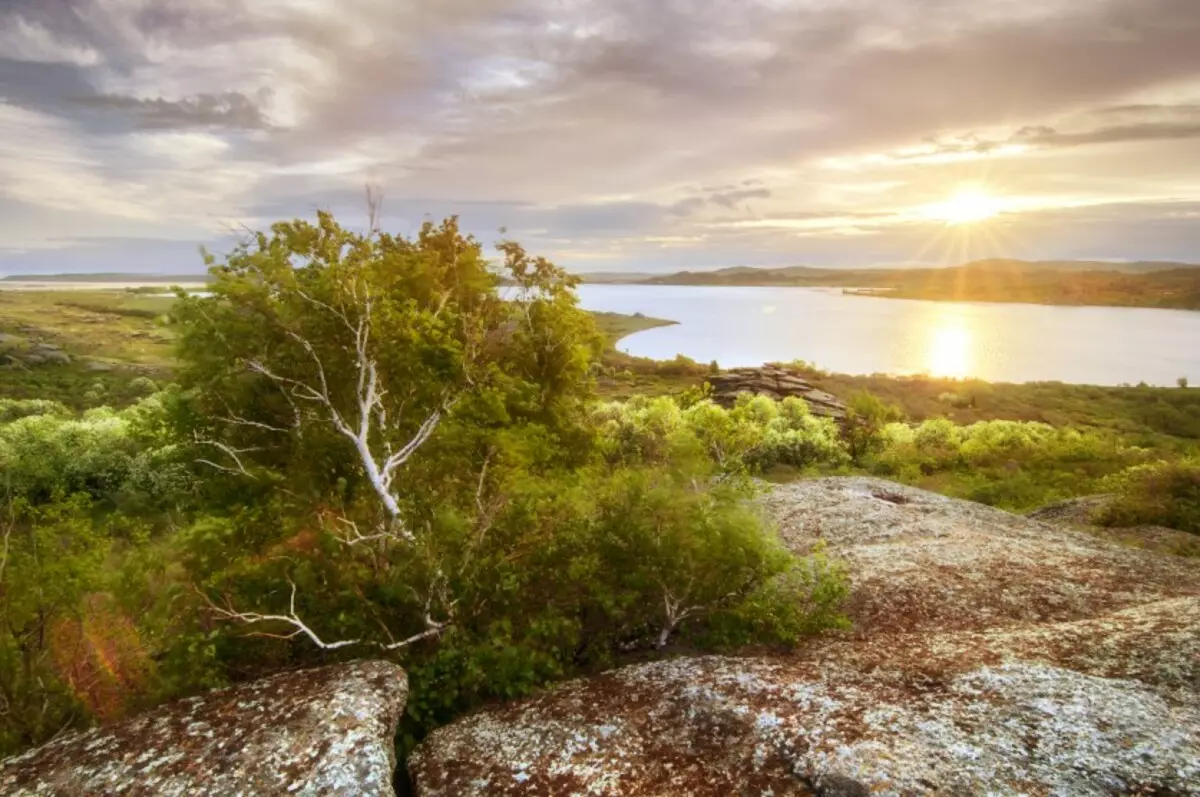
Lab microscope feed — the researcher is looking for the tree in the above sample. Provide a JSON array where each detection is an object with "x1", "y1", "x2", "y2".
[
  {"x1": 172, "y1": 211, "x2": 601, "y2": 652},
  {"x1": 843, "y1": 391, "x2": 904, "y2": 464}
]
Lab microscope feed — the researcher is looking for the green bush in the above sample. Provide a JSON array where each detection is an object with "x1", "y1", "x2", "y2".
[
  {"x1": 155, "y1": 211, "x2": 849, "y2": 755},
  {"x1": 593, "y1": 394, "x2": 848, "y2": 474},
  {"x1": 1098, "y1": 460, "x2": 1200, "y2": 534},
  {"x1": 869, "y1": 418, "x2": 1152, "y2": 510}
]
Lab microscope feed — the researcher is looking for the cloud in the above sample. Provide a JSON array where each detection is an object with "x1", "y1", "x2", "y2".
[
  {"x1": 76, "y1": 91, "x2": 273, "y2": 129},
  {"x1": 2, "y1": 0, "x2": 1200, "y2": 272}
]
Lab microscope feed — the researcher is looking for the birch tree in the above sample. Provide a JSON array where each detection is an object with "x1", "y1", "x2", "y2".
[{"x1": 173, "y1": 210, "x2": 599, "y2": 652}]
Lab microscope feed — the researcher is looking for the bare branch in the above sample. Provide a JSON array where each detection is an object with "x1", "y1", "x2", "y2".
[
  {"x1": 203, "y1": 579, "x2": 449, "y2": 652},
  {"x1": 366, "y1": 184, "x2": 384, "y2": 235},
  {"x1": 656, "y1": 585, "x2": 700, "y2": 649},
  {"x1": 380, "y1": 407, "x2": 447, "y2": 486},
  {"x1": 205, "y1": 582, "x2": 361, "y2": 650},
  {"x1": 194, "y1": 437, "x2": 260, "y2": 478},
  {"x1": 330, "y1": 516, "x2": 396, "y2": 548}
]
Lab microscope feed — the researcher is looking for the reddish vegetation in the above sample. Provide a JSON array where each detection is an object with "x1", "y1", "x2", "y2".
[{"x1": 48, "y1": 595, "x2": 151, "y2": 723}]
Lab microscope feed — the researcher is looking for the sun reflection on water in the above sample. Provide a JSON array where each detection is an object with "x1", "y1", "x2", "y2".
[{"x1": 926, "y1": 315, "x2": 973, "y2": 378}]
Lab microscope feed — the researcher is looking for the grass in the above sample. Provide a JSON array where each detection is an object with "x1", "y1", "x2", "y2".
[
  {"x1": 590, "y1": 311, "x2": 676, "y2": 346},
  {"x1": 0, "y1": 291, "x2": 686, "y2": 408},
  {"x1": 787, "y1": 365, "x2": 1200, "y2": 444},
  {"x1": 4, "y1": 289, "x2": 1196, "y2": 451},
  {"x1": 0, "y1": 290, "x2": 176, "y2": 408}
]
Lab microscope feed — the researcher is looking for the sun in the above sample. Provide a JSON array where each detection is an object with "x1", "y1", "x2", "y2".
[{"x1": 926, "y1": 189, "x2": 1002, "y2": 225}]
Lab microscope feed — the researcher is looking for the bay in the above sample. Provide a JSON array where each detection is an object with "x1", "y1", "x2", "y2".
[{"x1": 575, "y1": 284, "x2": 1200, "y2": 386}]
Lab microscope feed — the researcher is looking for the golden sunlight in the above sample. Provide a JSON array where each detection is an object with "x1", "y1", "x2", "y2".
[
  {"x1": 925, "y1": 189, "x2": 1002, "y2": 225},
  {"x1": 926, "y1": 317, "x2": 972, "y2": 378}
]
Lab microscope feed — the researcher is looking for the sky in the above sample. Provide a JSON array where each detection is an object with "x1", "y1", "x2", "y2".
[{"x1": 2, "y1": 0, "x2": 1200, "y2": 275}]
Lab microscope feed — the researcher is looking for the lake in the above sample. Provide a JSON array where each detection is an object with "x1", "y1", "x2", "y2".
[{"x1": 575, "y1": 284, "x2": 1200, "y2": 386}]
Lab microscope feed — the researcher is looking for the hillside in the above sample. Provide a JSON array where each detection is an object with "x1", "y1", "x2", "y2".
[{"x1": 585, "y1": 259, "x2": 1200, "y2": 310}]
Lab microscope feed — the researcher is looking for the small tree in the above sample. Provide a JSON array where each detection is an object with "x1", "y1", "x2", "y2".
[
  {"x1": 843, "y1": 391, "x2": 904, "y2": 464},
  {"x1": 172, "y1": 210, "x2": 600, "y2": 652},
  {"x1": 1179, "y1": 377, "x2": 1190, "y2": 389}
]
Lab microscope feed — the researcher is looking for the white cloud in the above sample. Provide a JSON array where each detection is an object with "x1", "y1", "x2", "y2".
[
  {"x1": 2, "y1": 0, "x2": 1200, "y2": 270},
  {"x1": 0, "y1": 17, "x2": 101, "y2": 65}
]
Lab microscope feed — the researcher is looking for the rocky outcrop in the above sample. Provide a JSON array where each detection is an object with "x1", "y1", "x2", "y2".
[
  {"x1": 1030, "y1": 493, "x2": 1200, "y2": 557},
  {"x1": 410, "y1": 478, "x2": 1200, "y2": 796},
  {"x1": 706, "y1": 365, "x2": 846, "y2": 419},
  {"x1": 1026, "y1": 494, "x2": 1113, "y2": 528},
  {"x1": 0, "y1": 338, "x2": 71, "y2": 367},
  {"x1": 1, "y1": 660, "x2": 408, "y2": 797}
]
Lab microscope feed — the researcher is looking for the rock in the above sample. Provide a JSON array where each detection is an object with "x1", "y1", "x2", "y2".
[
  {"x1": 1027, "y1": 494, "x2": 1113, "y2": 527},
  {"x1": 86, "y1": 361, "x2": 115, "y2": 372},
  {"x1": 410, "y1": 478, "x2": 1200, "y2": 796},
  {"x1": 706, "y1": 365, "x2": 847, "y2": 419},
  {"x1": 764, "y1": 478, "x2": 1200, "y2": 635},
  {"x1": 1031, "y1": 493, "x2": 1200, "y2": 557},
  {"x1": 41, "y1": 350, "x2": 71, "y2": 364},
  {"x1": 1, "y1": 660, "x2": 408, "y2": 797}
]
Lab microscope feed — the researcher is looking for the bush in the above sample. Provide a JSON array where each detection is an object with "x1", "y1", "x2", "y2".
[
  {"x1": 869, "y1": 418, "x2": 1152, "y2": 510},
  {"x1": 1098, "y1": 460, "x2": 1200, "y2": 534},
  {"x1": 593, "y1": 394, "x2": 848, "y2": 474},
  {"x1": 156, "y1": 211, "x2": 849, "y2": 754}
]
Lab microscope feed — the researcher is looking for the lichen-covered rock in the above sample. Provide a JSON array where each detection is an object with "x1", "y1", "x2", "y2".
[
  {"x1": 763, "y1": 478, "x2": 1200, "y2": 634},
  {"x1": 1, "y1": 660, "x2": 408, "y2": 797},
  {"x1": 706, "y1": 365, "x2": 847, "y2": 419},
  {"x1": 1030, "y1": 493, "x2": 1200, "y2": 557},
  {"x1": 410, "y1": 478, "x2": 1200, "y2": 796}
]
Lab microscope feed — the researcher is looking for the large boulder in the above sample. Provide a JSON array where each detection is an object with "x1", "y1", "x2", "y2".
[
  {"x1": 410, "y1": 478, "x2": 1200, "y2": 796},
  {"x1": 706, "y1": 365, "x2": 847, "y2": 419},
  {"x1": 1, "y1": 660, "x2": 408, "y2": 797}
]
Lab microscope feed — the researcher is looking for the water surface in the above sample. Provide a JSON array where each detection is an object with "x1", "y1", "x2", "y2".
[{"x1": 576, "y1": 284, "x2": 1200, "y2": 386}]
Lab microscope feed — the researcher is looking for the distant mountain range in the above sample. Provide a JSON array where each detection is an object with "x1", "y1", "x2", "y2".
[{"x1": 577, "y1": 259, "x2": 1200, "y2": 286}]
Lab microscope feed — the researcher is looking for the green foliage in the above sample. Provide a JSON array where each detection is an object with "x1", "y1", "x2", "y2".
[
  {"x1": 0, "y1": 393, "x2": 191, "y2": 509},
  {"x1": 593, "y1": 394, "x2": 848, "y2": 474},
  {"x1": 789, "y1": 366, "x2": 1200, "y2": 442},
  {"x1": 394, "y1": 461, "x2": 847, "y2": 743},
  {"x1": 155, "y1": 211, "x2": 846, "y2": 756},
  {"x1": 843, "y1": 391, "x2": 904, "y2": 463},
  {"x1": 1098, "y1": 460, "x2": 1200, "y2": 534},
  {"x1": 868, "y1": 419, "x2": 1153, "y2": 510},
  {"x1": 0, "y1": 494, "x2": 110, "y2": 753},
  {"x1": 0, "y1": 399, "x2": 71, "y2": 422}
]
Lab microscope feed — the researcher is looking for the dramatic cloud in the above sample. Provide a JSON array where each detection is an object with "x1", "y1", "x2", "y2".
[
  {"x1": 2, "y1": 0, "x2": 1200, "y2": 274},
  {"x1": 76, "y1": 91, "x2": 273, "y2": 130}
]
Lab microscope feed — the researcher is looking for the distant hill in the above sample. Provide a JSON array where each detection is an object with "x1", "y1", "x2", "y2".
[
  {"x1": 575, "y1": 271, "x2": 660, "y2": 284},
  {"x1": 586, "y1": 259, "x2": 1200, "y2": 287},
  {"x1": 958, "y1": 259, "x2": 1200, "y2": 274},
  {"x1": 580, "y1": 259, "x2": 1200, "y2": 310},
  {"x1": 1, "y1": 273, "x2": 210, "y2": 283}
]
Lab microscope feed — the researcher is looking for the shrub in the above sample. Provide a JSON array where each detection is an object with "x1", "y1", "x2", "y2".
[
  {"x1": 594, "y1": 394, "x2": 848, "y2": 474},
  {"x1": 1098, "y1": 460, "x2": 1200, "y2": 534},
  {"x1": 158, "y1": 211, "x2": 849, "y2": 753}
]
